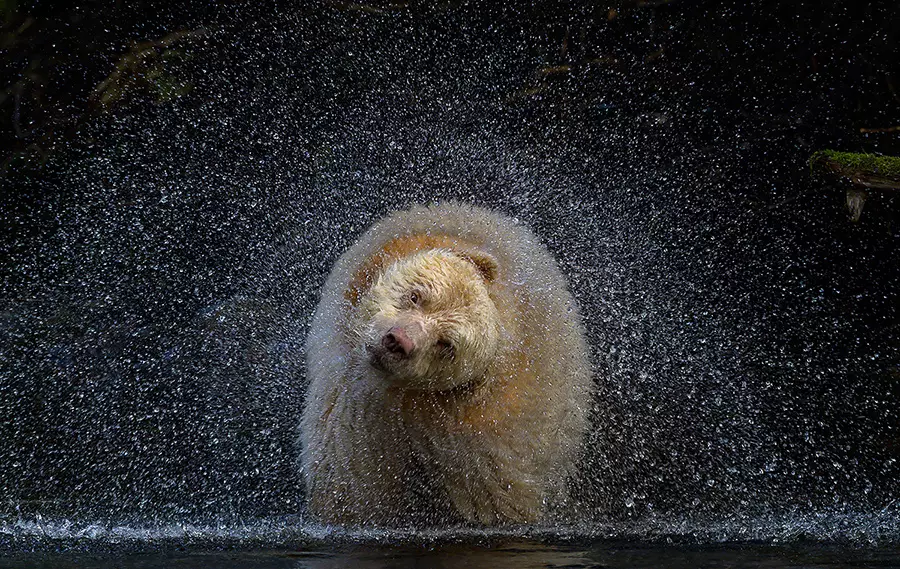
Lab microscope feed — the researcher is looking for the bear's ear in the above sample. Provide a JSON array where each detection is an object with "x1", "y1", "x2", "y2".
[{"x1": 454, "y1": 249, "x2": 499, "y2": 282}]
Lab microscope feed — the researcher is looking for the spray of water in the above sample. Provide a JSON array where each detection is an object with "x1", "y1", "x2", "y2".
[{"x1": 1, "y1": 8, "x2": 897, "y2": 550}]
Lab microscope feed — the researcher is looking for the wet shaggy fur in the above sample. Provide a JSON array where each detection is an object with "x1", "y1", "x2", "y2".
[{"x1": 299, "y1": 203, "x2": 593, "y2": 526}]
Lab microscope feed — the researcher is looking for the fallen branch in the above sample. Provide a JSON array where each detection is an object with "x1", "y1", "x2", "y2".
[
  {"x1": 860, "y1": 125, "x2": 900, "y2": 133},
  {"x1": 809, "y1": 150, "x2": 900, "y2": 222}
]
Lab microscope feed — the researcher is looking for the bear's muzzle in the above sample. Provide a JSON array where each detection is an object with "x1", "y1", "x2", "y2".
[{"x1": 381, "y1": 326, "x2": 413, "y2": 358}]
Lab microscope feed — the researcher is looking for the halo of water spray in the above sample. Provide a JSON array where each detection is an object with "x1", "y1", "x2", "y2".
[{"x1": 1, "y1": 8, "x2": 897, "y2": 550}]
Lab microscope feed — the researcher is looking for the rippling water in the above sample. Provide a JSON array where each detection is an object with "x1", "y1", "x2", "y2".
[{"x1": 4, "y1": 533, "x2": 900, "y2": 569}]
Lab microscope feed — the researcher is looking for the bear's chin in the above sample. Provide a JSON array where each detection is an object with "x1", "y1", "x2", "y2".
[
  {"x1": 386, "y1": 375, "x2": 472, "y2": 392},
  {"x1": 364, "y1": 354, "x2": 470, "y2": 392}
]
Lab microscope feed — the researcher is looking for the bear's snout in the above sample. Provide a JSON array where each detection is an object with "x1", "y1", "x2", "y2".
[{"x1": 382, "y1": 326, "x2": 414, "y2": 357}]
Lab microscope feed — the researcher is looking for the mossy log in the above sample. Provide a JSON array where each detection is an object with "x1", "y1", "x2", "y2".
[{"x1": 809, "y1": 150, "x2": 900, "y2": 222}]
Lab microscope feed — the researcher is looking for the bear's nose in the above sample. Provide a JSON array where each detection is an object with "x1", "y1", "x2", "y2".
[{"x1": 382, "y1": 327, "x2": 414, "y2": 357}]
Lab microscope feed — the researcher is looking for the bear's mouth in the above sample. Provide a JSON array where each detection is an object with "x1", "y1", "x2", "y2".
[{"x1": 365, "y1": 344, "x2": 394, "y2": 372}]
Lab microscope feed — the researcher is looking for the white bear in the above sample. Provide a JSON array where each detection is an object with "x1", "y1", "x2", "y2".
[{"x1": 300, "y1": 202, "x2": 592, "y2": 526}]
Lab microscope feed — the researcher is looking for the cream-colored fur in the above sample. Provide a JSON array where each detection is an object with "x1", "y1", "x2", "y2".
[{"x1": 299, "y1": 203, "x2": 593, "y2": 526}]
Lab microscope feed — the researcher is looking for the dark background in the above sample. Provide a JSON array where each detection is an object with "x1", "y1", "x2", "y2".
[{"x1": 0, "y1": 1, "x2": 898, "y2": 529}]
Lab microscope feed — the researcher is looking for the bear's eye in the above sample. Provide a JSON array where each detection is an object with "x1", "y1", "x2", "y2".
[
  {"x1": 409, "y1": 291, "x2": 421, "y2": 306},
  {"x1": 436, "y1": 339, "x2": 455, "y2": 360}
]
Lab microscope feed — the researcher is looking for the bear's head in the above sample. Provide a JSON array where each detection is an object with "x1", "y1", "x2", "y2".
[{"x1": 357, "y1": 248, "x2": 501, "y2": 391}]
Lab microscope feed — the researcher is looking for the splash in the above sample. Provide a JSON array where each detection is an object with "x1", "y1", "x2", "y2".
[{"x1": 1, "y1": 6, "x2": 896, "y2": 552}]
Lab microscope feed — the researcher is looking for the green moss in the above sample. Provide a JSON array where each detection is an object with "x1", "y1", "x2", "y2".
[{"x1": 810, "y1": 150, "x2": 900, "y2": 178}]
